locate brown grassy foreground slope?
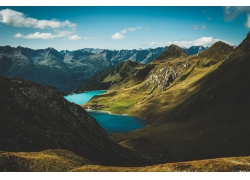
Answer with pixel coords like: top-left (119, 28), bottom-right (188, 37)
top-left (70, 155), bottom-right (250, 172)
top-left (0, 149), bottom-right (249, 172)
top-left (0, 149), bottom-right (93, 172)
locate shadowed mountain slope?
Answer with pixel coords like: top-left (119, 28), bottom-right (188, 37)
top-left (0, 77), bottom-right (149, 166)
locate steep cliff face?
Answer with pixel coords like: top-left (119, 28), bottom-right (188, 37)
top-left (0, 77), bottom-right (147, 166)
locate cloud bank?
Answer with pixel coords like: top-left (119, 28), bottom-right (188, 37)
top-left (149, 37), bottom-right (234, 48)
top-left (111, 26), bottom-right (141, 40)
top-left (0, 9), bottom-right (76, 29)
top-left (14, 31), bottom-right (81, 40)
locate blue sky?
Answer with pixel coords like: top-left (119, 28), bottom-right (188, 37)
top-left (0, 5), bottom-right (250, 51)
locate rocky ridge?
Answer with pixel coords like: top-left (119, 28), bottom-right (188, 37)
top-left (0, 45), bottom-right (206, 93)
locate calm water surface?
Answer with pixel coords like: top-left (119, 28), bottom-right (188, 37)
top-left (64, 90), bottom-right (107, 105)
top-left (64, 90), bottom-right (147, 135)
top-left (88, 111), bottom-right (147, 135)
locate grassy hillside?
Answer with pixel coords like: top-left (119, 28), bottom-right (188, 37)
top-left (0, 149), bottom-right (94, 172)
top-left (73, 60), bottom-right (143, 93)
top-left (82, 37), bottom-right (250, 164)
top-left (70, 155), bottom-right (250, 172)
top-left (1, 149), bottom-right (249, 172)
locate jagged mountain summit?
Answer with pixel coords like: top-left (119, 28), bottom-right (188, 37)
top-left (0, 45), bottom-right (206, 93)
top-left (75, 44), bottom-right (192, 93)
top-left (0, 46), bottom-right (81, 93)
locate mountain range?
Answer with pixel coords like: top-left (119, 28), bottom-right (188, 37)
top-left (1, 32), bottom-right (250, 172)
top-left (0, 45), bottom-right (206, 93)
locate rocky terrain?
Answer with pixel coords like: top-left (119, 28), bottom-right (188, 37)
top-left (0, 45), bottom-right (206, 93)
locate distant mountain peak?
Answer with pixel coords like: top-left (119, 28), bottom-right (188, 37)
top-left (197, 40), bottom-right (234, 60)
top-left (155, 44), bottom-right (189, 61)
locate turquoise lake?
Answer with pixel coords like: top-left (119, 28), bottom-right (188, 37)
top-left (64, 90), bottom-right (108, 105)
top-left (88, 111), bottom-right (147, 135)
top-left (64, 91), bottom-right (147, 135)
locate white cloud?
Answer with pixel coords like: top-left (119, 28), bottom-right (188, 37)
top-left (68, 35), bottom-right (82, 40)
top-left (223, 6), bottom-right (250, 21)
top-left (207, 17), bottom-right (212, 21)
top-left (111, 32), bottom-right (125, 40)
top-left (245, 13), bottom-right (250, 28)
top-left (223, 6), bottom-right (250, 28)
top-left (24, 32), bottom-right (55, 39)
top-left (120, 26), bottom-right (141, 34)
top-left (13, 30), bottom-right (82, 40)
top-left (83, 36), bottom-right (91, 40)
top-left (14, 33), bottom-right (23, 38)
top-left (0, 8), bottom-right (76, 29)
top-left (149, 37), bottom-right (234, 48)
top-left (14, 32), bottom-right (58, 39)
top-left (127, 27), bottom-right (141, 31)
top-left (144, 27), bottom-right (149, 31)
top-left (111, 26), bottom-right (141, 40)
top-left (193, 23), bottom-right (206, 30)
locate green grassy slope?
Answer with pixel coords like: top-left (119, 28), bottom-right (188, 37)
top-left (83, 37), bottom-right (250, 163)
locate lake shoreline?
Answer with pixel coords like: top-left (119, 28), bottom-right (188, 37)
top-left (64, 90), bottom-right (148, 135)
top-left (86, 109), bottom-right (129, 116)
top-left (66, 89), bottom-right (108, 96)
